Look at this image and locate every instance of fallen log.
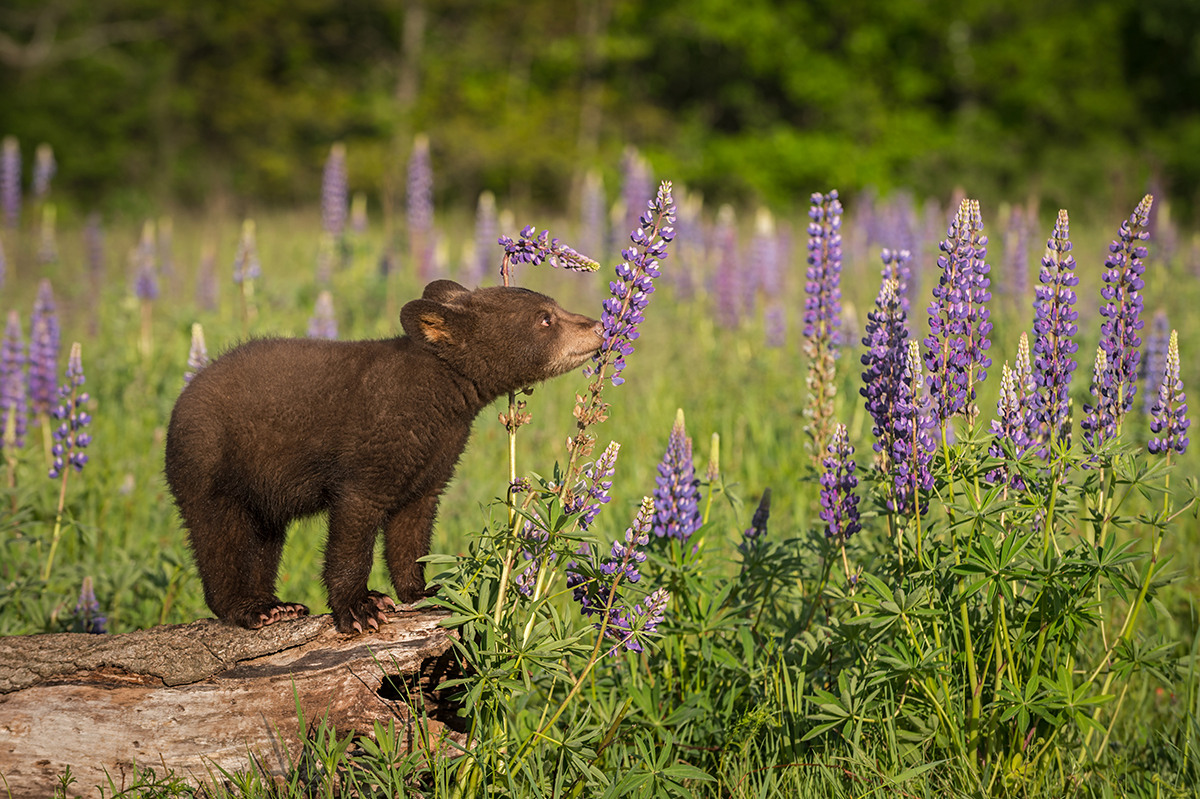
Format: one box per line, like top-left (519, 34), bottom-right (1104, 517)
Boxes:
top-left (0, 608), bottom-right (463, 799)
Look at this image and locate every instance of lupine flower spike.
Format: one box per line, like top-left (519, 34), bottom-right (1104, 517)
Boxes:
top-left (803, 191), bottom-right (844, 461)
top-left (184, 323), bottom-right (209, 386)
top-left (569, 496), bottom-right (670, 655)
top-left (1147, 330), bottom-right (1189, 456)
top-left (322, 142), bottom-right (348, 240)
top-left (43, 343), bottom-right (93, 581)
top-left (1082, 195), bottom-right (1153, 448)
top-left (820, 423), bottom-right (861, 541)
top-left (861, 277), bottom-right (909, 476)
top-left (584, 182), bottom-right (675, 390)
top-left (651, 409), bottom-right (702, 543)
top-left (988, 363), bottom-right (1029, 488)
top-left (1031, 210), bottom-right (1080, 455)
top-left (497, 226), bottom-right (600, 283)
top-left (923, 198), bottom-right (993, 429)
top-left (892, 340), bottom-right (935, 517)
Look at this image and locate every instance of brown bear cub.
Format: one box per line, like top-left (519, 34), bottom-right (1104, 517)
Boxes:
top-left (165, 280), bottom-right (602, 633)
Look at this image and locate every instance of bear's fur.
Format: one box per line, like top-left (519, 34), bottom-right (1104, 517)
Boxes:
top-left (164, 280), bottom-right (602, 632)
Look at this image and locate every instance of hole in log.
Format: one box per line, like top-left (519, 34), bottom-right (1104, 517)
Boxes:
top-left (377, 672), bottom-right (423, 702)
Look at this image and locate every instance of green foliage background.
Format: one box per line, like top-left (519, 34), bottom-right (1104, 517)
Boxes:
top-left (2, 0), bottom-right (1199, 217)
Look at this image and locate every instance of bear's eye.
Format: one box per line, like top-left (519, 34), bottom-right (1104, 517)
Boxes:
top-left (540, 313), bottom-right (553, 327)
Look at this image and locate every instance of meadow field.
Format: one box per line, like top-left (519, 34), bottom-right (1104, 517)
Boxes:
top-left (1, 165), bottom-right (1199, 796)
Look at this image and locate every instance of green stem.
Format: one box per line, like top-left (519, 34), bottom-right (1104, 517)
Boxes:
top-left (42, 469), bottom-right (70, 582)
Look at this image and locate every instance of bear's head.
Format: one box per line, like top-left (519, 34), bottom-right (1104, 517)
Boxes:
top-left (402, 280), bottom-right (602, 397)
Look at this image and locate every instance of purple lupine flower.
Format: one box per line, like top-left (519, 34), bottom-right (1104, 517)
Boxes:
top-left (880, 248), bottom-right (913, 313)
top-left (28, 280), bottom-right (60, 418)
top-left (307, 290), bottom-right (338, 340)
top-left (514, 519), bottom-right (552, 598)
top-left (1, 136), bottom-right (19, 229)
top-left (742, 487), bottom-right (771, 542)
top-left (471, 190), bottom-right (498, 286)
top-left (1141, 310), bottom-right (1169, 418)
top-left (1147, 330), bottom-right (1189, 455)
top-left (651, 409), bottom-right (702, 542)
top-left (73, 576), bottom-right (107, 634)
top-left (407, 134), bottom-right (435, 279)
top-left (712, 204), bottom-right (741, 329)
top-left (232, 220), bottom-right (261, 285)
top-left (565, 441), bottom-right (620, 531)
top-left (32, 143), bottom-right (55, 201)
top-left (134, 220), bottom-right (159, 301)
top-left (322, 142), bottom-right (348, 239)
top-left (603, 586), bottom-right (670, 655)
top-left (1082, 346), bottom-right (1114, 448)
top-left (892, 340), bottom-right (935, 516)
top-left (804, 190), bottom-right (844, 459)
top-left (49, 342), bottom-right (91, 478)
top-left (568, 496), bottom-right (654, 616)
top-left (1081, 195), bottom-right (1153, 448)
top-left (803, 190), bottom-right (843, 346)
top-left (923, 198), bottom-right (993, 427)
top-left (819, 423), bottom-right (861, 540)
top-left (579, 170), bottom-right (606, 269)
top-left (497, 225), bottom-right (601, 278)
top-left (588, 181), bottom-right (675, 387)
top-left (184, 323), bottom-right (209, 386)
top-left (0, 233), bottom-right (7, 294)
top-left (1030, 210), bottom-right (1080, 452)
top-left (1, 311), bottom-right (27, 449)
top-left (753, 209), bottom-right (786, 347)
top-left (1003, 204), bottom-right (1030, 299)
top-left (860, 277), bottom-right (909, 473)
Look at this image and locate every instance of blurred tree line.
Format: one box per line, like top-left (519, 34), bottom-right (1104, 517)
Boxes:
top-left (1, 0), bottom-right (1197, 218)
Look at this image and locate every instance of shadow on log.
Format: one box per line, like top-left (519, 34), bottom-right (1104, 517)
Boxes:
top-left (0, 608), bottom-right (463, 799)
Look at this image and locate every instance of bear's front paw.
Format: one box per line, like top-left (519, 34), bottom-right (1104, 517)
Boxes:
top-left (333, 591), bottom-right (397, 633)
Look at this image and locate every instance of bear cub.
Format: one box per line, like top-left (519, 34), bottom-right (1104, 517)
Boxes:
top-left (165, 280), bottom-right (602, 633)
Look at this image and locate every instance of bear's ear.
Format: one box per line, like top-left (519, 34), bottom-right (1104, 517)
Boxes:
top-left (421, 280), bottom-right (471, 304)
top-left (401, 298), bottom-right (466, 346)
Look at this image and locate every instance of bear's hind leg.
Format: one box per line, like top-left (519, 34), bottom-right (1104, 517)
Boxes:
top-left (185, 497), bottom-right (308, 629)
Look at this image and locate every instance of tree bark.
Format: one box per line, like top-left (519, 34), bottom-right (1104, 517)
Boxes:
top-left (0, 608), bottom-right (462, 799)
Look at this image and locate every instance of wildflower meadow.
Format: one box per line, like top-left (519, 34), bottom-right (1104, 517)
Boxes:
top-left (0, 136), bottom-right (1199, 799)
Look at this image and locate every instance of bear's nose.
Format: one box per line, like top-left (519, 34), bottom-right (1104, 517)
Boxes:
top-left (591, 321), bottom-right (604, 338)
